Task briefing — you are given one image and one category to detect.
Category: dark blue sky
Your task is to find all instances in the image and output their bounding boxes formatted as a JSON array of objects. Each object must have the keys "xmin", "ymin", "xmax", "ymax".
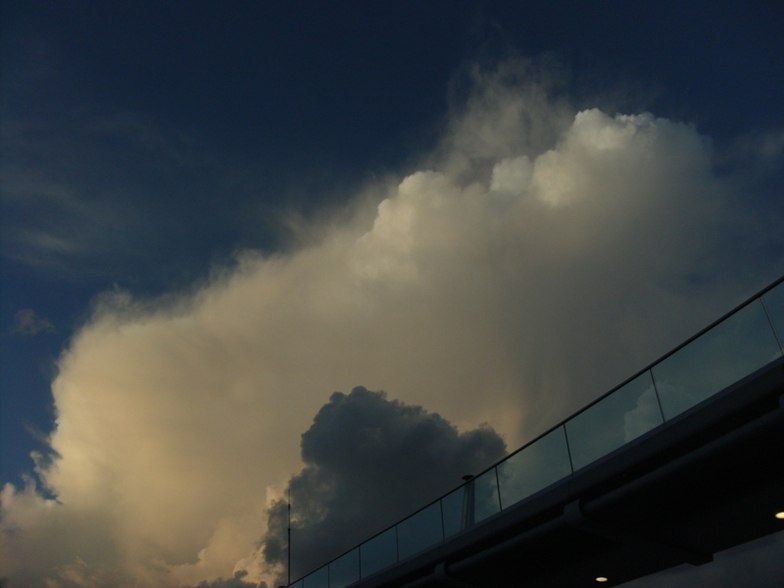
[{"xmin": 2, "ymin": 2, "xmax": 784, "ymax": 587}]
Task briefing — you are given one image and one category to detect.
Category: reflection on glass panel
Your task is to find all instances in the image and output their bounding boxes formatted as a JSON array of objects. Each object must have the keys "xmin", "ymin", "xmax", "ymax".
[
  {"xmin": 441, "ymin": 487, "xmax": 464, "ymax": 538},
  {"xmin": 497, "ymin": 427, "xmax": 572, "ymax": 510},
  {"xmin": 763, "ymin": 281, "xmax": 784, "ymax": 350},
  {"xmin": 397, "ymin": 502, "xmax": 444, "ymax": 560},
  {"xmin": 360, "ymin": 527, "xmax": 397, "ymax": 578},
  {"xmin": 473, "ymin": 468, "xmax": 501, "ymax": 523},
  {"xmin": 290, "ymin": 580, "xmax": 304, "ymax": 588},
  {"xmin": 566, "ymin": 372, "xmax": 662, "ymax": 471},
  {"xmin": 329, "ymin": 548, "xmax": 359, "ymax": 588},
  {"xmin": 652, "ymin": 299, "xmax": 782, "ymax": 420},
  {"xmin": 303, "ymin": 566, "xmax": 329, "ymax": 588}
]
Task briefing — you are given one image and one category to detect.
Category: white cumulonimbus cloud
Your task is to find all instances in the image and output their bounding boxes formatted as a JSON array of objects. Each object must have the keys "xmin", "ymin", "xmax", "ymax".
[{"xmin": 2, "ymin": 61, "xmax": 783, "ymax": 588}]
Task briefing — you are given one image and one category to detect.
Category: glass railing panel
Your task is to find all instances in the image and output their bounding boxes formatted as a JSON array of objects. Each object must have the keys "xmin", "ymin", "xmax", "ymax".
[
  {"xmin": 763, "ymin": 281, "xmax": 784, "ymax": 349},
  {"xmin": 329, "ymin": 548, "xmax": 359, "ymax": 588},
  {"xmin": 359, "ymin": 527, "xmax": 397, "ymax": 579},
  {"xmin": 441, "ymin": 487, "xmax": 464, "ymax": 537},
  {"xmin": 652, "ymin": 299, "xmax": 782, "ymax": 421},
  {"xmin": 303, "ymin": 565, "xmax": 329, "ymax": 588},
  {"xmin": 396, "ymin": 502, "xmax": 444, "ymax": 560},
  {"xmin": 497, "ymin": 427, "xmax": 572, "ymax": 510},
  {"xmin": 473, "ymin": 468, "xmax": 501, "ymax": 523},
  {"xmin": 565, "ymin": 372, "xmax": 662, "ymax": 471},
  {"xmin": 290, "ymin": 579, "xmax": 304, "ymax": 588}
]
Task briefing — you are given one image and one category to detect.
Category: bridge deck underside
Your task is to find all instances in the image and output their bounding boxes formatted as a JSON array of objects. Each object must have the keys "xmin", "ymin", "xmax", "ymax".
[{"xmin": 357, "ymin": 360, "xmax": 784, "ymax": 588}]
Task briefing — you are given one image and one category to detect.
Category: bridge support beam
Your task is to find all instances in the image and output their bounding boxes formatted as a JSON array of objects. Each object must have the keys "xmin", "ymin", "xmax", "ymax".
[
  {"xmin": 563, "ymin": 499, "xmax": 712, "ymax": 566},
  {"xmin": 434, "ymin": 562, "xmax": 475, "ymax": 588}
]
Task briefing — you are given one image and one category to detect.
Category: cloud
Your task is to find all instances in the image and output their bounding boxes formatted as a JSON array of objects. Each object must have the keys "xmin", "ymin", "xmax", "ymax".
[
  {"xmin": 261, "ymin": 387, "xmax": 505, "ymax": 582},
  {"xmin": 8, "ymin": 308, "xmax": 56, "ymax": 336},
  {"xmin": 183, "ymin": 570, "xmax": 266, "ymax": 588},
  {"xmin": 2, "ymin": 59, "xmax": 783, "ymax": 587},
  {"xmin": 0, "ymin": 103, "xmax": 219, "ymax": 283}
]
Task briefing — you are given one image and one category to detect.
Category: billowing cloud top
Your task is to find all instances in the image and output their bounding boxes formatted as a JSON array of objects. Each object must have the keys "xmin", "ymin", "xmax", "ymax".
[
  {"xmin": 2, "ymin": 61, "xmax": 783, "ymax": 588},
  {"xmin": 262, "ymin": 387, "xmax": 505, "ymax": 583}
]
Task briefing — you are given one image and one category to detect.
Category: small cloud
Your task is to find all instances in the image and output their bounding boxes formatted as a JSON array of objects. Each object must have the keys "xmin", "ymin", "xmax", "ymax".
[{"xmin": 9, "ymin": 309, "xmax": 56, "ymax": 336}]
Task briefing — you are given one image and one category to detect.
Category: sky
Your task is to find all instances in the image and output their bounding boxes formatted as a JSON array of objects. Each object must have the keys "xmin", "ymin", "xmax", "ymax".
[{"xmin": 2, "ymin": 1, "xmax": 784, "ymax": 587}]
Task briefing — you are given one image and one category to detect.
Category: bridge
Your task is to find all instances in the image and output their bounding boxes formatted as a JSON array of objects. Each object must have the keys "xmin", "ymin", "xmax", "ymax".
[{"xmin": 287, "ymin": 276, "xmax": 784, "ymax": 588}]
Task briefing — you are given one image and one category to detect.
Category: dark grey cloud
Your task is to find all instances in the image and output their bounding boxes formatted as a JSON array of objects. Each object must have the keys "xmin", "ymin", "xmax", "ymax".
[{"xmin": 262, "ymin": 387, "xmax": 506, "ymax": 582}]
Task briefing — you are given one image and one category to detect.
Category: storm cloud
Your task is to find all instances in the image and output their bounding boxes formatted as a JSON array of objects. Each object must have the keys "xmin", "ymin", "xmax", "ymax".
[
  {"xmin": 262, "ymin": 387, "xmax": 505, "ymax": 581},
  {"xmin": 1, "ymin": 60, "xmax": 783, "ymax": 587}
]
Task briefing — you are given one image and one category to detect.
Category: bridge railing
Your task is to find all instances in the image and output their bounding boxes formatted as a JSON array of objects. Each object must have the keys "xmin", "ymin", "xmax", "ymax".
[{"xmin": 289, "ymin": 278, "xmax": 784, "ymax": 588}]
